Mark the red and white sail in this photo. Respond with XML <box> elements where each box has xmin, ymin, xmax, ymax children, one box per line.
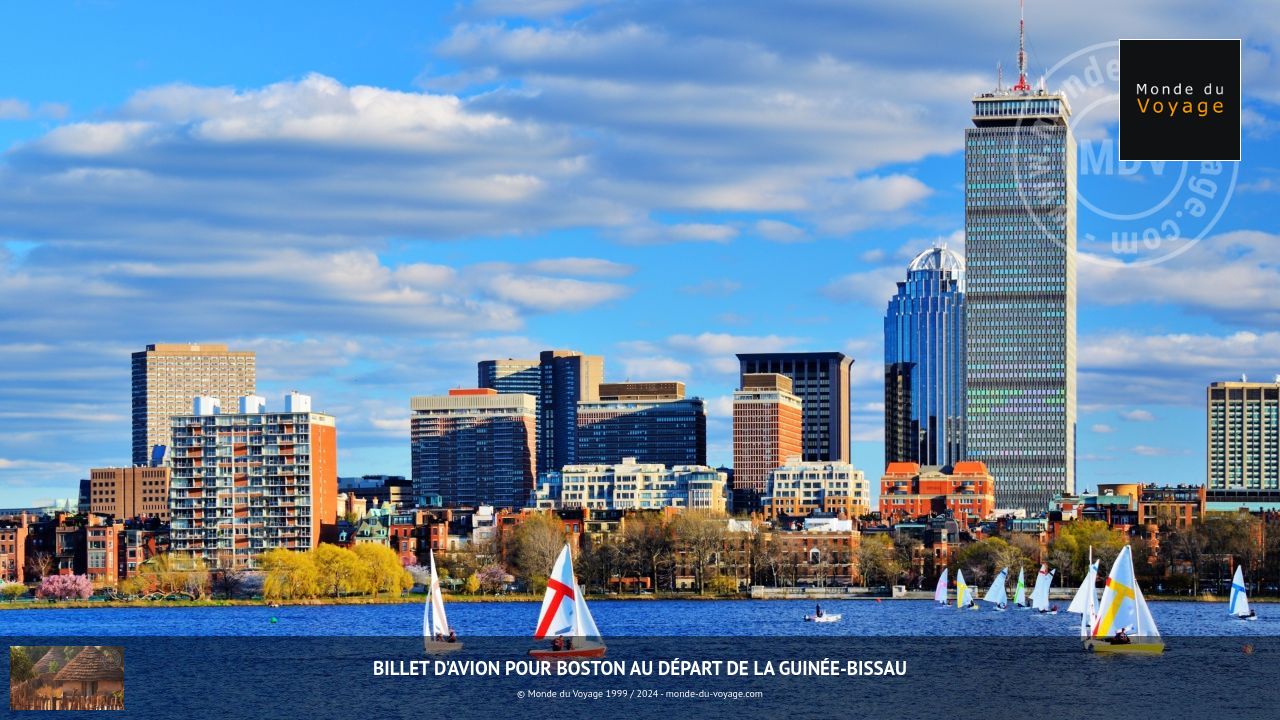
<box><xmin>534</xmin><ymin>543</ymin><xmax>599</xmax><ymax>640</ymax></box>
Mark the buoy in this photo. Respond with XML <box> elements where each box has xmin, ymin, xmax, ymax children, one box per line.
<box><xmin>270</xmin><ymin>617</ymin><xmax>278</xmax><ymax>623</ymax></box>
<box><xmin>1243</xmin><ymin>643</ymin><xmax>1254</xmax><ymax>655</ymax></box>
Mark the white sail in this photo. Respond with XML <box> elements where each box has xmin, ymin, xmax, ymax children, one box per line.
<box><xmin>1067</xmin><ymin>560</ymin><xmax>1099</xmax><ymax>615</ymax></box>
<box><xmin>934</xmin><ymin>568</ymin><xmax>949</xmax><ymax>604</ymax></box>
<box><xmin>573</xmin><ymin>574</ymin><xmax>602</xmax><ymax>639</ymax></box>
<box><xmin>427</xmin><ymin>551</ymin><xmax>450</xmax><ymax>637</ymax></box>
<box><xmin>983</xmin><ymin>567</ymin><xmax>1009</xmax><ymax>605</ymax></box>
<box><xmin>956</xmin><ymin>569</ymin><xmax>972</xmax><ymax>608</ymax></box>
<box><xmin>1229</xmin><ymin>565</ymin><xmax>1251</xmax><ymax>618</ymax></box>
<box><xmin>1013</xmin><ymin>567</ymin><xmax>1027</xmax><ymax>607</ymax></box>
<box><xmin>533</xmin><ymin>543</ymin><xmax>603</xmax><ymax>642</ymax></box>
<box><xmin>1091</xmin><ymin>545</ymin><xmax>1161</xmax><ymax>640</ymax></box>
<box><xmin>1031</xmin><ymin>564</ymin><xmax>1055</xmax><ymax>611</ymax></box>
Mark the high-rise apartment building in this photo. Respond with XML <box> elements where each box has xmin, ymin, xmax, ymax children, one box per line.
<box><xmin>1207</xmin><ymin>379</ymin><xmax>1280</xmax><ymax>510</ymax></box>
<box><xmin>88</xmin><ymin>466</ymin><xmax>172</xmax><ymax>521</ymax></box>
<box><xmin>765</xmin><ymin>459</ymin><xmax>869</xmax><ymax>520</ymax></box>
<box><xmin>542</xmin><ymin>458</ymin><xmax>728</xmax><ymax>512</ymax></box>
<box><xmin>410</xmin><ymin>389</ymin><xmax>537</xmax><ymax>509</ymax></box>
<box><xmin>132</xmin><ymin>343</ymin><xmax>256</xmax><ymax>466</ymax></box>
<box><xmin>575</xmin><ymin>382</ymin><xmax>706</xmax><ymax>468</ymax></box>
<box><xmin>884</xmin><ymin>246</ymin><xmax>967</xmax><ymax>467</ymax></box>
<box><xmin>538</xmin><ymin>350</ymin><xmax>604</xmax><ymax>474</ymax></box>
<box><xmin>478</xmin><ymin>358</ymin><xmax>542</xmax><ymax>397</ymax></box>
<box><xmin>963</xmin><ymin>15</ymin><xmax>1077</xmax><ymax>512</ymax></box>
<box><xmin>168</xmin><ymin>392</ymin><xmax>337</xmax><ymax>569</ymax></box>
<box><xmin>732</xmin><ymin>373</ymin><xmax>803</xmax><ymax>510</ymax></box>
<box><xmin>736</xmin><ymin>352</ymin><xmax>852</xmax><ymax>463</ymax></box>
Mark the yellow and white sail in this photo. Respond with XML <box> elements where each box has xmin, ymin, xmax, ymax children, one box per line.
<box><xmin>1090</xmin><ymin>545</ymin><xmax>1161</xmax><ymax>642</ymax></box>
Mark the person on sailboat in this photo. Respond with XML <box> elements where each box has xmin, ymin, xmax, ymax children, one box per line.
<box><xmin>551</xmin><ymin>636</ymin><xmax>563</xmax><ymax>651</ymax></box>
<box><xmin>447</xmin><ymin>629</ymin><xmax>457</xmax><ymax>643</ymax></box>
<box><xmin>815</xmin><ymin>603</ymin><xmax>823</xmax><ymax>618</ymax></box>
<box><xmin>565</xmin><ymin>636</ymin><xmax>574</xmax><ymax>651</ymax></box>
<box><xmin>1112</xmin><ymin>628</ymin><xmax>1130</xmax><ymax>645</ymax></box>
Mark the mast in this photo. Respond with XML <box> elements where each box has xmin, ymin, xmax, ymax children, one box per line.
<box><xmin>1013</xmin><ymin>0</ymin><xmax>1031</xmax><ymax>92</ymax></box>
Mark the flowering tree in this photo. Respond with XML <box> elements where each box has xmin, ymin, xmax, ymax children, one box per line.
<box><xmin>36</xmin><ymin>574</ymin><xmax>93</xmax><ymax>600</ymax></box>
<box><xmin>478</xmin><ymin>564</ymin><xmax>508</xmax><ymax>595</ymax></box>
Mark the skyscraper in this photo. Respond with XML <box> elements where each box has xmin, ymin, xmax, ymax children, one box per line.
<box><xmin>538</xmin><ymin>350</ymin><xmax>604</xmax><ymax>474</ymax></box>
<box><xmin>478</xmin><ymin>358</ymin><xmax>542</xmax><ymax>397</ymax></box>
<box><xmin>733</xmin><ymin>373</ymin><xmax>803</xmax><ymax>510</ymax></box>
<box><xmin>1206</xmin><ymin>378</ymin><xmax>1280</xmax><ymax>510</ymax></box>
<box><xmin>575</xmin><ymin>382</ymin><xmax>707</xmax><ymax>467</ymax></box>
<box><xmin>131</xmin><ymin>343</ymin><xmax>256</xmax><ymax>466</ymax></box>
<box><xmin>963</xmin><ymin>10</ymin><xmax>1077</xmax><ymax>512</ymax></box>
<box><xmin>884</xmin><ymin>246</ymin><xmax>967</xmax><ymax>467</ymax></box>
<box><xmin>737</xmin><ymin>352</ymin><xmax>852</xmax><ymax>463</ymax></box>
<box><xmin>410</xmin><ymin>389</ymin><xmax>537</xmax><ymax>508</ymax></box>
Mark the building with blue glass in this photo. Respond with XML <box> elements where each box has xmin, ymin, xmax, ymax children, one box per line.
<box><xmin>884</xmin><ymin>246</ymin><xmax>967</xmax><ymax>468</ymax></box>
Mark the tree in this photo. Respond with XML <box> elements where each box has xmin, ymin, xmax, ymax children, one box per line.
<box><xmin>464</xmin><ymin>572</ymin><xmax>481</xmax><ymax>594</ymax></box>
<box><xmin>857</xmin><ymin>535</ymin><xmax>901</xmax><ymax>588</ymax></box>
<box><xmin>477</xmin><ymin>564</ymin><xmax>507</xmax><ymax>594</ymax></box>
<box><xmin>25</xmin><ymin>552</ymin><xmax>54</xmax><ymax>581</ymax></box>
<box><xmin>510</xmin><ymin>513</ymin><xmax>566</xmax><ymax>589</ymax></box>
<box><xmin>133</xmin><ymin>553</ymin><xmax>211</xmax><ymax>598</ymax></box>
<box><xmin>36</xmin><ymin>574</ymin><xmax>93</xmax><ymax>600</ymax></box>
<box><xmin>707</xmin><ymin>574</ymin><xmax>739</xmax><ymax>595</ymax></box>
<box><xmin>670</xmin><ymin>510</ymin><xmax>726</xmax><ymax>594</ymax></box>
<box><xmin>10</xmin><ymin>647</ymin><xmax>34</xmax><ymax>683</ymax></box>
<box><xmin>1</xmin><ymin>582</ymin><xmax>27</xmax><ymax>602</ymax></box>
<box><xmin>620</xmin><ymin>514</ymin><xmax>672</xmax><ymax>592</ymax></box>
<box><xmin>353</xmin><ymin>544</ymin><xmax>412</xmax><ymax>595</ymax></box>
<box><xmin>1047</xmin><ymin>520</ymin><xmax>1125</xmax><ymax>587</ymax></box>
<box><xmin>259</xmin><ymin>548</ymin><xmax>319</xmax><ymax>600</ymax></box>
<box><xmin>955</xmin><ymin>537</ymin><xmax>1027</xmax><ymax>589</ymax></box>
<box><xmin>311</xmin><ymin>544</ymin><xmax>368</xmax><ymax>597</ymax></box>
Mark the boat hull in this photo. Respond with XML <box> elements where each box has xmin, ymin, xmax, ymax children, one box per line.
<box><xmin>529</xmin><ymin>646</ymin><xmax>607</xmax><ymax>661</ymax></box>
<box><xmin>804</xmin><ymin>614</ymin><xmax>842</xmax><ymax>623</ymax></box>
<box><xmin>424</xmin><ymin>641</ymin><xmax>464</xmax><ymax>655</ymax></box>
<box><xmin>1084</xmin><ymin>639</ymin><xmax>1165</xmax><ymax>655</ymax></box>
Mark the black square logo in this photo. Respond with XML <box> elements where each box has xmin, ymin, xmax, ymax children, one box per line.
<box><xmin>1120</xmin><ymin>39</ymin><xmax>1240</xmax><ymax>161</ymax></box>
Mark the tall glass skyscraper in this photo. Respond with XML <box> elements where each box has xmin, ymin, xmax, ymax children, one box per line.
<box><xmin>963</xmin><ymin>37</ymin><xmax>1077</xmax><ymax>512</ymax></box>
<box><xmin>884</xmin><ymin>246</ymin><xmax>967</xmax><ymax>467</ymax></box>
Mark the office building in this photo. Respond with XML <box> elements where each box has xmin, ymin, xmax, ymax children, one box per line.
<box><xmin>964</xmin><ymin>13</ymin><xmax>1077</xmax><ymax>512</ymax></box>
<box><xmin>538</xmin><ymin>350</ymin><xmax>604</xmax><ymax>475</ymax></box>
<box><xmin>879</xmin><ymin>461</ymin><xmax>995</xmax><ymax>523</ymax></box>
<box><xmin>1139</xmin><ymin>484</ymin><xmax>1206</xmax><ymax>529</ymax></box>
<box><xmin>732</xmin><ymin>373</ymin><xmax>803</xmax><ymax>510</ymax></box>
<box><xmin>576</xmin><ymin>381</ymin><xmax>706</xmax><ymax>467</ymax></box>
<box><xmin>131</xmin><ymin>343</ymin><xmax>256</xmax><ymax>466</ymax></box>
<box><xmin>1207</xmin><ymin>379</ymin><xmax>1280</xmax><ymax>510</ymax></box>
<box><xmin>88</xmin><ymin>467</ymin><xmax>172</xmax><ymax>521</ymax></box>
<box><xmin>765</xmin><ymin>459</ymin><xmax>869</xmax><ymax>520</ymax></box>
<box><xmin>545</xmin><ymin>458</ymin><xmax>727</xmax><ymax>512</ymax></box>
<box><xmin>737</xmin><ymin>352</ymin><xmax>853</xmax><ymax>463</ymax></box>
<box><xmin>168</xmin><ymin>392</ymin><xmax>338</xmax><ymax>569</ymax></box>
<box><xmin>410</xmin><ymin>389</ymin><xmax>537</xmax><ymax>509</ymax></box>
<box><xmin>478</xmin><ymin>358</ymin><xmax>542</xmax><ymax>397</ymax></box>
<box><xmin>884</xmin><ymin>245</ymin><xmax>967</xmax><ymax>466</ymax></box>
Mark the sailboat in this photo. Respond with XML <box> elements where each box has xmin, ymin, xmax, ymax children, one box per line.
<box><xmin>955</xmin><ymin>569</ymin><xmax>977</xmax><ymax>610</ymax></box>
<box><xmin>1066</xmin><ymin>559</ymin><xmax>1100</xmax><ymax>638</ymax></box>
<box><xmin>1013</xmin><ymin>567</ymin><xmax>1029</xmax><ymax>609</ymax></box>
<box><xmin>983</xmin><ymin>567</ymin><xmax>1009</xmax><ymax>610</ymax></box>
<box><xmin>934</xmin><ymin>568</ymin><xmax>950</xmax><ymax>607</ymax></box>
<box><xmin>530</xmin><ymin>543</ymin><xmax>606</xmax><ymax>660</ymax></box>
<box><xmin>1031</xmin><ymin>564</ymin><xmax>1057</xmax><ymax>614</ymax></box>
<box><xmin>1085</xmin><ymin>545</ymin><xmax>1164</xmax><ymax>654</ymax></box>
<box><xmin>423</xmin><ymin>551</ymin><xmax>462</xmax><ymax>654</ymax></box>
<box><xmin>1229</xmin><ymin>565</ymin><xmax>1257</xmax><ymax>621</ymax></box>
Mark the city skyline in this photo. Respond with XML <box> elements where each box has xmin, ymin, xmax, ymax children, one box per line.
<box><xmin>3</xmin><ymin>1</ymin><xmax>1280</xmax><ymax>507</ymax></box>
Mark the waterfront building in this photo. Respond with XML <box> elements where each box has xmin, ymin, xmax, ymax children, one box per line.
<box><xmin>732</xmin><ymin>373</ymin><xmax>803</xmax><ymax>512</ymax></box>
<box><xmin>538</xmin><ymin>350</ymin><xmax>605</xmax><ymax>475</ymax></box>
<box><xmin>551</xmin><ymin>458</ymin><xmax>727</xmax><ymax>512</ymax></box>
<box><xmin>87</xmin><ymin>467</ymin><xmax>171</xmax><ymax>521</ymax></box>
<box><xmin>963</xmin><ymin>13</ymin><xmax>1077</xmax><ymax>513</ymax></box>
<box><xmin>765</xmin><ymin>459</ymin><xmax>869</xmax><ymax>520</ymax></box>
<box><xmin>410</xmin><ymin>389</ymin><xmax>537</xmax><ymax>509</ymax></box>
<box><xmin>131</xmin><ymin>343</ymin><xmax>256</xmax><ymax>466</ymax></box>
<box><xmin>576</xmin><ymin>382</ymin><xmax>707</xmax><ymax>467</ymax></box>
<box><xmin>1207</xmin><ymin>379</ymin><xmax>1280</xmax><ymax>511</ymax></box>
<box><xmin>879</xmin><ymin>461</ymin><xmax>995</xmax><ymax>524</ymax></box>
<box><xmin>168</xmin><ymin>392</ymin><xmax>338</xmax><ymax>569</ymax></box>
<box><xmin>1139</xmin><ymin>484</ymin><xmax>1206</xmax><ymax>529</ymax></box>
<box><xmin>0</xmin><ymin>513</ymin><xmax>29</xmax><ymax>583</ymax></box>
<box><xmin>478</xmin><ymin>358</ymin><xmax>542</xmax><ymax>397</ymax></box>
<box><xmin>737</xmin><ymin>352</ymin><xmax>853</xmax><ymax>463</ymax></box>
<box><xmin>884</xmin><ymin>246</ymin><xmax>967</xmax><ymax>466</ymax></box>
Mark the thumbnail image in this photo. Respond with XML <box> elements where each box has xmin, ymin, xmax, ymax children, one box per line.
<box><xmin>9</xmin><ymin>646</ymin><xmax>124</xmax><ymax>711</ymax></box>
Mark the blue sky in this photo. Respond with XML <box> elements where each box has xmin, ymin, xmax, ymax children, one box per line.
<box><xmin>2</xmin><ymin>0</ymin><xmax>1279</xmax><ymax>507</ymax></box>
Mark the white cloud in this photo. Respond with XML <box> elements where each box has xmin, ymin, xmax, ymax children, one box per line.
<box><xmin>1091</xmin><ymin>424</ymin><xmax>1114</xmax><ymax>434</ymax></box>
<box><xmin>680</xmin><ymin>279</ymin><xmax>741</xmax><ymax>296</ymax></box>
<box><xmin>619</xmin><ymin>356</ymin><xmax>693</xmax><ymax>380</ymax></box>
<box><xmin>1121</xmin><ymin>409</ymin><xmax>1155</xmax><ymax>422</ymax></box>
<box><xmin>754</xmin><ymin>219</ymin><xmax>806</xmax><ymax>243</ymax></box>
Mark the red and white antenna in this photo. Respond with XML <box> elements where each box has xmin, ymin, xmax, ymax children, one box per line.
<box><xmin>1013</xmin><ymin>0</ymin><xmax>1031</xmax><ymax>91</ymax></box>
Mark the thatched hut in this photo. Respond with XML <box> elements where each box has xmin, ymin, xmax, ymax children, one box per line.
<box><xmin>29</xmin><ymin>646</ymin><xmax>81</xmax><ymax>697</ymax></box>
<box><xmin>50</xmin><ymin>646</ymin><xmax>123</xmax><ymax>697</ymax></box>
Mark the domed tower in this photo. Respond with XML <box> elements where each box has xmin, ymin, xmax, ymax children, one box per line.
<box><xmin>884</xmin><ymin>244</ymin><xmax>967</xmax><ymax>468</ymax></box>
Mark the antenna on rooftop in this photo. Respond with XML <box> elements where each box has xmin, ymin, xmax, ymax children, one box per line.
<box><xmin>997</xmin><ymin>61</ymin><xmax>1004</xmax><ymax>92</ymax></box>
<box><xmin>1013</xmin><ymin>0</ymin><xmax>1031</xmax><ymax>92</ymax></box>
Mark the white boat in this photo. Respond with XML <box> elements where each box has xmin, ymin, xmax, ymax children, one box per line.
<box><xmin>805</xmin><ymin>612</ymin><xmax>842</xmax><ymax>623</ymax></box>
<box><xmin>1013</xmin><ymin>567</ymin><xmax>1029</xmax><ymax>609</ymax></box>
<box><xmin>1085</xmin><ymin>545</ymin><xmax>1164</xmax><ymax>654</ymax></box>
<box><xmin>1229</xmin><ymin>565</ymin><xmax>1257</xmax><ymax>621</ymax></box>
<box><xmin>955</xmin><ymin>569</ymin><xmax>977</xmax><ymax>610</ymax></box>
<box><xmin>1031</xmin><ymin>564</ymin><xmax>1057</xmax><ymax>614</ymax></box>
<box><xmin>1066</xmin><ymin>559</ymin><xmax>1100</xmax><ymax>638</ymax></box>
<box><xmin>423</xmin><ymin>551</ymin><xmax>463</xmax><ymax>654</ymax></box>
<box><xmin>934</xmin><ymin>568</ymin><xmax>950</xmax><ymax>607</ymax></box>
<box><xmin>983</xmin><ymin>567</ymin><xmax>1009</xmax><ymax>610</ymax></box>
<box><xmin>530</xmin><ymin>543</ymin><xmax>606</xmax><ymax>660</ymax></box>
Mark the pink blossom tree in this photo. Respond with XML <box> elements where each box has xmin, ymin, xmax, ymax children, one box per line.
<box><xmin>36</xmin><ymin>574</ymin><xmax>94</xmax><ymax>601</ymax></box>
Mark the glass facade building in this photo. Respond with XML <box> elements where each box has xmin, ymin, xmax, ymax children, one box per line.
<box><xmin>884</xmin><ymin>246</ymin><xmax>967</xmax><ymax>467</ymax></box>
<box><xmin>964</xmin><ymin>88</ymin><xmax>1077</xmax><ymax>512</ymax></box>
